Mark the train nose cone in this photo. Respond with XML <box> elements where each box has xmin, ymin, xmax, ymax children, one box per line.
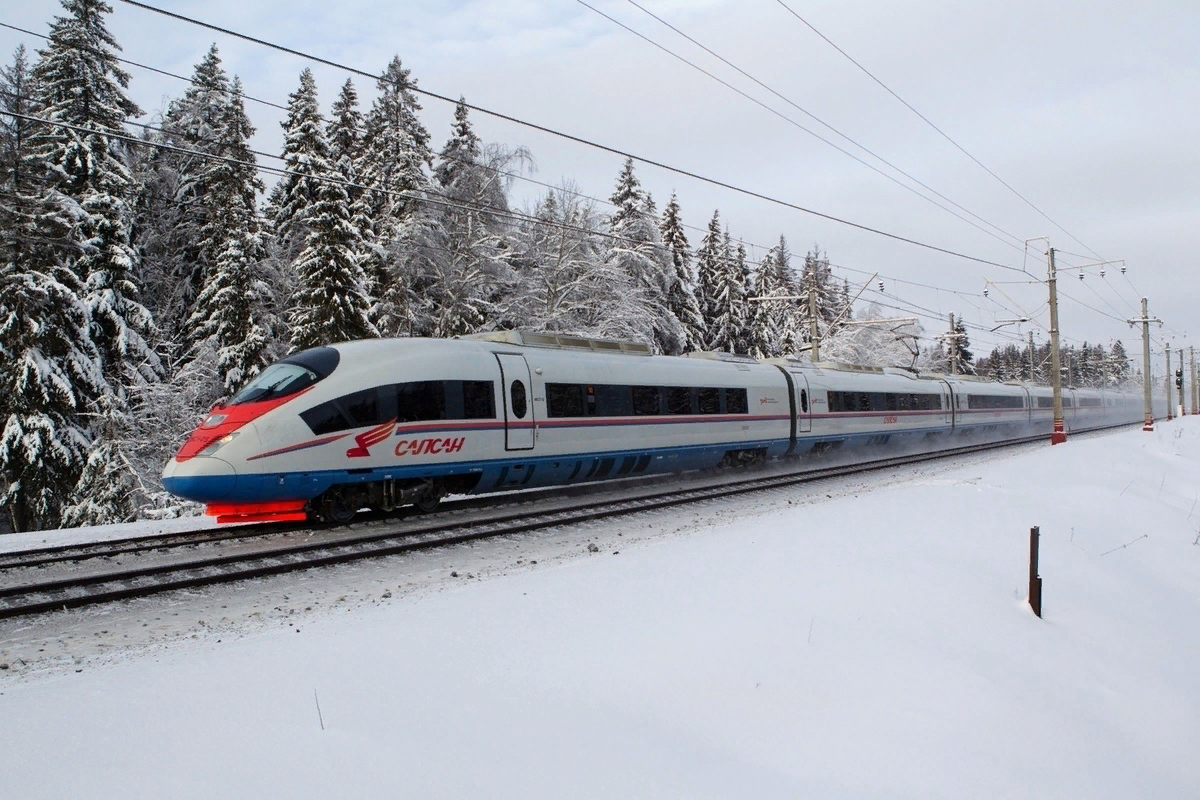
<box><xmin>162</xmin><ymin>456</ymin><xmax>238</xmax><ymax>503</ymax></box>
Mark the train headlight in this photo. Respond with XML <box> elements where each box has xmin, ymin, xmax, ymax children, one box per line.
<box><xmin>200</xmin><ymin>413</ymin><xmax>228</xmax><ymax>429</ymax></box>
<box><xmin>198</xmin><ymin>431</ymin><xmax>239</xmax><ymax>457</ymax></box>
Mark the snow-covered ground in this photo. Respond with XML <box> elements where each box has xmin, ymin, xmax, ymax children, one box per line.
<box><xmin>2</xmin><ymin>421</ymin><xmax>1198</xmax><ymax>798</ymax></box>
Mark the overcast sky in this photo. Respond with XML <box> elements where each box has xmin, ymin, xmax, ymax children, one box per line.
<box><xmin>3</xmin><ymin>0</ymin><xmax>1198</xmax><ymax>363</ymax></box>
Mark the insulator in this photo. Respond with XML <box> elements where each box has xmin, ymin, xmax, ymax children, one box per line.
<box><xmin>1078</xmin><ymin>271</ymin><xmax>1085</xmax><ymax>280</ymax></box>
<box><xmin>1100</xmin><ymin>269</ymin><xmax>1106</xmax><ymax>277</ymax></box>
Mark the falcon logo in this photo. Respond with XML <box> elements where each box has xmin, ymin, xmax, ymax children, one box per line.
<box><xmin>346</xmin><ymin>419</ymin><xmax>397</xmax><ymax>458</ymax></box>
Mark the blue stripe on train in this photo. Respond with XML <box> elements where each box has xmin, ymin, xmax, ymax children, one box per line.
<box><xmin>164</xmin><ymin>423</ymin><xmax>967</xmax><ymax>505</ymax></box>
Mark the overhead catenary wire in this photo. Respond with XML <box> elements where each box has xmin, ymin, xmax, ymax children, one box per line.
<box><xmin>109</xmin><ymin>0</ymin><xmax>1029</xmax><ymax>273</ymax></box>
<box><xmin>770</xmin><ymin>0</ymin><xmax>1108</xmax><ymax>264</ymax></box>
<box><xmin>587</xmin><ymin>0</ymin><xmax>1026</xmax><ymax>250</ymax></box>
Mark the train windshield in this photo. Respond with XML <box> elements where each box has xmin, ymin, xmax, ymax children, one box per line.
<box><xmin>227</xmin><ymin>346</ymin><xmax>341</xmax><ymax>406</ymax></box>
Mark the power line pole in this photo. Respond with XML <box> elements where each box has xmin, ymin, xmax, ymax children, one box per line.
<box><xmin>1165</xmin><ymin>348</ymin><xmax>1173</xmax><ymax>421</ymax></box>
<box><xmin>1126</xmin><ymin>297</ymin><xmax>1159</xmax><ymax>433</ymax></box>
<box><xmin>1185</xmin><ymin>347</ymin><xmax>1195</xmax><ymax>417</ymax></box>
<box><xmin>1047</xmin><ymin>248</ymin><xmax>1065</xmax><ymax>444</ymax></box>
<box><xmin>948</xmin><ymin>313</ymin><xmax>958</xmax><ymax>374</ymax></box>
<box><xmin>1179</xmin><ymin>348</ymin><xmax>1187</xmax><ymax>416</ymax></box>
<box><xmin>1028</xmin><ymin>330</ymin><xmax>1035</xmax><ymax>382</ymax></box>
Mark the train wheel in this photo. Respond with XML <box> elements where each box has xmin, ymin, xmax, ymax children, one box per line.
<box><xmin>413</xmin><ymin>481</ymin><xmax>444</xmax><ymax>514</ymax></box>
<box><xmin>321</xmin><ymin>489</ymin><xmax>357</xmax><ymax>524</ymax></box>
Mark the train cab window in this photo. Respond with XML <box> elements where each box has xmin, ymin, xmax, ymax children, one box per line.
<box><xmin>300</xmin><ymin>401</ymin><xmax>352</xmax><ymax>435</ymax></box>
<box><xmin>666</xmin><ymin>387</ymin><xmax>691</xmax><ymax>415</ymax></box>
<box><xmin>547</xmin><ymin>383</ymin><xmax>586</xmax><ymax>417</ymax></box>
<box><xmin>632</xmin><ymin>386</ymin><xmax>661</xmax><ymax>415</ymax></box>
<box><xmin>462</xmin><ymin>381</ymin><xmax>495</xmax><ymax>419</ymax></box>
<box><xmin>697</xmin><ymin>388</ymin><xmax>720</xmax><ymax>414</ymax></box>
<box><xmin>396</xmin><ymin>381</ymin><xmax>446</xmax><ymax>422</ymax></box>
<box><xmin>510</xmin><ymin>380</ymin><xmax>527</xmax><ymax>419</ymax></box>
<box><xmin>726</xmin><ymin>388</ymin><xmax>749</xmax><ymax>414</ymax></box>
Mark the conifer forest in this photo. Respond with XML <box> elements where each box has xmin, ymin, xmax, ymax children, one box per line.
<box><xmin>0</xmin><ymin>1</ymin><xmax>1133</xmax><ymax>531</ymax></box>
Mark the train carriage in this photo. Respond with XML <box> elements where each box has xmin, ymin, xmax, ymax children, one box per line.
<box><xmin>162</xmin><ymin>332</ymin><xmax>1149</xmax><ymax>524</ymax></box>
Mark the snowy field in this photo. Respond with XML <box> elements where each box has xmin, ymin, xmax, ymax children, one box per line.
<box><xmin>2</xmin><ymin>420</ymin><xmax>1199</xmax><ymax>798</ymax></box>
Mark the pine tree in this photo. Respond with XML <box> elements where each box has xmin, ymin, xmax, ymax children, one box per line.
<box><xmin>267</xmin><ymin>68</ymin><xmax>328</xmax><ymax>263</ymax></box>
<box><xmin>425</xmin><ymin>99</ymin><xmax>519</xmax><ymax>338</ymax></box>
<box><xmin>603</xmin><ymin>160</ymin><xmax>684</xmax><ymax>353</ymax></box>
<box><xmin>1</xmin><ymin>45</ymin><xmax>105</xmax><ymax>530</ymax></box>
<box><xmin>31</xmin><ymin>0</ymin><xmax>161</xmax><ymax>385</ymax></box>
<box><xmin>704</xmin><ymin>227</ymin><xmax>748</xmax><ymax>354</ymax></box>
<box><xmin>748</xmin><ymin>250</ymin><xmax>784</xmax><ymax>358</ymax></box>
<box><xmin>184</xmin><ymin>80</ymin><xmax>270</xmax><ymax>395</ymax></box>
<box><xmin>30</xmin><ymin>0</ymin><xmax>163</xmax><ymax>527</ymax></box>
<box><xmin>659</xmin><ymin>192</ymin><xmax>705</xmax><ymax>352</ymax></box>
<box><xmin>695</xmin><ymin>209</ymin><xmax>724</xmax><ymax>349</ymax></box>
<box><xmin>359</xmin><ymin>56</ymin><xmax>434</xmax><ymax>334</ymax></box>
<box><xmin>288</xmin><ymin>98</ymin><xmax>374</xmax><ymax>351</ymax></box>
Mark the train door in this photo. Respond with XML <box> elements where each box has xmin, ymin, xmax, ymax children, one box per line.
<box><xmin>493</xmin><ymin>353</ymin><xmax>535</xmax><ymax>451</ymax></box>
<box><xmin>939</xmin><ymin>380</ymin><xmax>955</xmax><ymax>429</ymax></box>
<box><xmin>793</xmin><ymin>372</ymin><xmax>812</xmax><ymax>433</ymax></box>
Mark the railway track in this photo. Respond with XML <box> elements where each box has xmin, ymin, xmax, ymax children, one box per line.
<box><xmin>0</xmin><ymin>424</ymin><xmax>1136</xmax><ymax>620</ymax></box>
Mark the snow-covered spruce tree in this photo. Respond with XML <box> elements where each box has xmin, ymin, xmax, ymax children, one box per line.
<box><xmin>423</xmin><ymin>99</ymin><xmax>524</xmax><ymax>338</ymax></box>
<box><xmin>694</xmin><ymin>209</ymin><xmax>724</xmax><ymax>349</ymax></box>
<box><xmin>142</xmin><ymin>44</ymin><xmax>234</xmax><ymax>343</ymax></box>
<box><xmin>288</xmin><ymin>103</ymin><xmax>374</xmax><ymax>352</ymax></box>
<box><xmin>747</xmin><ymin>250</ymin><xmax>785</xmax><ymax>358</ymax></box>
<box><xmin>952</xmin><ymin>316</ymin><xmax>973</xmax><ymax>374</ymax></box>
<box><xmin>701</xmin><ymin>225</ymin><xmax>749</xmax><ymax>354</ymax></box>
<box><xmin>30</xmin><ymin>0</ymin><xmax>163</xmax><ymax>526</ymax></box>
<box><xmin>186</xmin><ymin>78</ymin><xmax>271</xmax><ymax>396</ymax></box>
<box><xmin>0</xmin><ymin>45</ymin><xmax>107</xmax><ymax>531</ymax></box>
<box><xmin>659</xmin><ymin>192</ymin><xmax>705</xmax><ymax>352</ymax></box>
<box><xmin>604</xmin><ymin>159</ymin><xmax>684</xmax><ymax>354</ymax></box>
<box><xmin>359</xmin><ymin>56</ymin><xmax>434</xmax><ymax>335</ymax></box>
<box><xmin>267</xmin><ymin>68</ymin><xmax>328</xmax><ymax>266</ymax></box>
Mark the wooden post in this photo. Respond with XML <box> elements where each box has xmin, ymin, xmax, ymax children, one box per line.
<box><xmin>1028</xmin><ymin>526</ymin><xmax>1043</xmax><ymax>618</ymax></box>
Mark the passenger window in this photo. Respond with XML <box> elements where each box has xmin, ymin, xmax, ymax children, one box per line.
<box><xmin>697</xmin><ymin>388</ymin><xmax>720</xmax><ymax>414</ymax></box>
<box><xmin>666</xmin><ymin>387</ymin><xmax>691</xmax><ymax>415</ymax></box>
<box><xmin>547</xmin><ymin>383</ymin><xmax>585</xmax><ymax>417</ymax></box>
<box><xmin>462</xmin><ymin>381</ymin><xmax>495</xmax><ymax>419</ymax></box>
<box><xmin>595</xmin><ymin>384</ymin><xmax>632</xmax><ymax>416</ymax></box>
<box><xmin>800</xmin><ymin>389</ymin><xmax>808</xmax><ymax>413</ymax></box>
<box><xmin>726</xmin><ymin>388</ymin><xmax>749</xmax><ymax>414</ymax></box>
<box><xmin>510</xmin><ymin>380</ymin><xmax>527</xmax><ymax>419</ymax></box>
<box><xmin>340</xmin><ymin>388</ymin><xmax>382</xmax><ymax>427</ymax></box>
<box><xmin>632</xmin><ymin>386</ymin><xmax>661</xmax><ymax>415</ymax></box>
<box><xmin>300</xmin><ymin>401</ymin><xmax>351</xmax><ymax>435</ymax></box>
<box><xmin>395</xmin><ymin>381</ymin><xmax>446</xmax><ymax>422</ymax></box>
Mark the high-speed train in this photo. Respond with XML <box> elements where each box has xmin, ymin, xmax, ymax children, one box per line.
<box><xmin>162</xmin><ymin>331</ymin><xmax>1148</xmax><ymax>523</ymax></box>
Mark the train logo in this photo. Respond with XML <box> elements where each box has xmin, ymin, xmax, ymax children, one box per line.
<box><xmin>346</xmin><ymin>419</ymin><xmax>397</xmax><ymax>458</ymax></box>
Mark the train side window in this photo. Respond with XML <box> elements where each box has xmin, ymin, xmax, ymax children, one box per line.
<box><xmin>666</xmin><ymin>387</ymin><xmax>691</xmax><ymax>415</ymax></box>
<box><xmin>799</xmin><ymin>389</ymin><xmax>808</xmax><ymax>413</ymax></box>
<box><xmin>462</xmin><ymin>380</ymin><xmax>495</xmax><ymax>419</ymax></box>
<box><xmin>632</xmin><ymin>386</ymin><xmax>661</xmax><ymax>415</ymax></box>
<box><xmin>697</xmin><ymin>388</ymin><xmax>720</xmax><ymax>414</ymax></box>
<box><xmin>510</xmin><ymin>380</ymin><xmax>527</xmax><ymax>418</ymax></box>
<box><xmin>396</xmin><ymin>381</ymin><xmax>446</xmax><ymax>422</ymax></box>
<box><xmin>546</xmin><ymin>383</ymin><xmax>585</xmax><ymax>417</ymax></box>
<box><xmin>596</xmin><ymin>384</ymin><xmax>633</xmax><ymax>416</ymax></box>
<box><xmin>340</xmin><ymin>387</ymin><xmax>382</xmax><ymax>427</ymax></box>
<box><xmin>726</xmin><ymin>388</ymin><xmax>749</xmax><ymax>414</ymax></box>
<box><xmin>827</xmin><ymin>391</ymin><xmax>842</xmax><ymax>412</ymax></box>
<box><xmin>300</xmin><ymin>401</ymin><xmax>352</xmax><ymax>435</ymax></box>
